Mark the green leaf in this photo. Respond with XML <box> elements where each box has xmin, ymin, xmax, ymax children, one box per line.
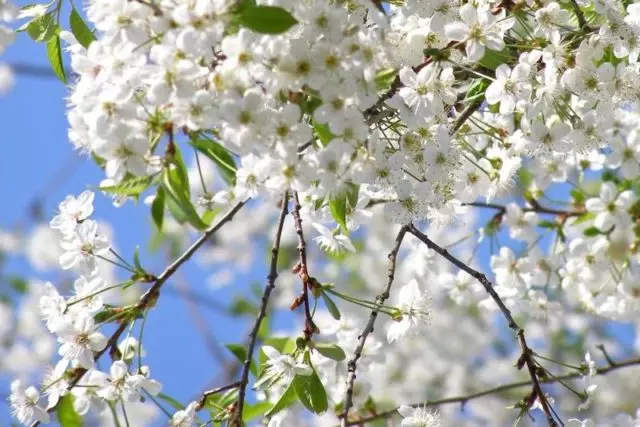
<box><xmin>329</xmin><ymin>197</ymin><xmax>348</xmax><ymax>232</ymax></box>
<box><xmin>151</xmin><ymin>187</ymin><xmax>165</xmax><ymax>230</ymax></box>
<box><xmin>265</xmin><ymin>380</ymin><xmax>297</xmax><ymax>418</ymax></box>
<box><xmin>133</xmin><ymin>246</ymin><xmax>143</xmax><ymax>272</ymax></box>
<box><xmin>225</xmin><ymin>344</ymin><xmax>258</xmax><ymax>376</ymax></box>
<box><xmin>312</xmin><ymin>121</ymin><xmax>333</xmax><ymax>146</ymax></box>
<box><xmin>572</xmin><ymin>212</ymin><xmax>594</xmax><ymax>225</ymax></box>
<box><xmin>583</xmin><ymin>226</ymin><xmax>600</xmax><ymax>237</ymax></box>
<box><xmin>46</xmin><ymin>33</ymin><xmax>67</xmax><ymax>84</ymax></box>
<box><xmin>243</xmin><ymin>402</ymin><xmax>272</xmax><ymax>421</ymax></box>
<box><xmin>57</xmin><ymin>395</ymin><xmax>83</xmax><ymax>427</ymax></box>
<box><xmin>237</xmin><ymin>5</ymin><xmax>298</xmax><ymax>35</ymax></box>
<box><xmin>538</xmin><ymin>220</ymin><xmax>557</xmax><ymax>229</ymax></box>
<box><xmin>293</xmin><ymin>357</ymin><xmax>328</xmax><ymax>414</ymax></box>
<box><xmin>190</xmin><ymin>138</ymin><xmax>237</xmax><ymax>185</ymax></box>
<box><xmin>8</xmin><ymin>276</ymin><xmax>28</xmax><ymax>294</ymax></box>
<box><xmin>313</xmin><ymin>343</ymin><xmax>345</xmax><ymax>361</ymax></box>
<box><xmin>374</xmin><ymin>68</ymin><xmax>397</xmax><ymax>91</ymax></box>
<box><xmin>157</xmin><ymin>393</ymin><xmax>185</xmax><ymax>410</ymax></box>
<box><xmin>229</xmin><ymin>296</ymin><xmax>258</xmax><ymax>316</ymax></box>
<box><xmin>465</xmin><ymin>78</ymin><xmax>490</xmax><ymax>102</ymax></box>
<box><xmin>70</xmin><ymin>9</ymin><xmax>96</xmax><ymax>49</ymax></box>
<box><xmin>479</xmin><ymin>48</ymin><xmax>513</xmax><ymax>70</ymax></box>
<box><xmin>321</xmin><ymin>291</ymin><xmax>341</xmax><ymax>320</ymax></box>
<box><xmin>162</xmin><ymin>168</ymin><xmax>208</xmax><ymax>231</ymax></box>
<box><xmin>27</xmin><ymin>12</ymin><xmax>56</xmax><ymax>42</ymax></box>
<box><xmin>99</xmin><ymin>175</ymin><xmax>153</xmax><ymax>199</ymax></box>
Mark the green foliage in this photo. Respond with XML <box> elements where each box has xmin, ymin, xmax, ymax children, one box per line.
<box><xmin>190</xmin><ymin>138</ymin><xmax>237</xmax><ymax>185</ymax></box>
<box><xmin>151</xmin><ymin>187</ymin><xmax>165</xmax><ymax>230</ymax></box>
<box><xmin>162</xmin><ymin>165</ymin><xmax>208</xmax><ymax>231</ymax></box>
<box><xmin>312</xmin><ymin>121</ymin><xmax>333</xmax><ymax>146</ymax></box>
<box><xmin>293</xmin><ymin>352</ymin><xmax>328</xmax><ymax>414</ymax></box>
<box><xmin>99</xmin><ymin>175</ymin><xmax>154</xmax><ymax>199</ymax></box>
<box><xmin>237</xmin><ymin>5</ymin><xmax>298</xmax><ymax>34</ymax></box>
<box><xmin>313</xmin><ymin>343</ymin><xmax>346</xmax><ymax>361</ymax></box>
<box><xmin>321</xmin><ymin>291</ymin><xmax>341</xmax><ymax>320</ymax></box>
<box><xmin>70</xmin><ymin>9</ymin><xmax>96</xmax><ymax>48</ymax></box>
<box><xmin>374</xmin><ymin>68</ymin><xmax>397</xmax><ymax>91</ymax></box>
<box><xmin>46</xmin><ymin>33</ymin><xmax>67</xmax><ymax>83</ymax></box>
<box><xmin>329</xmin><ymin>183</ymin><xmax>360</xmax><ymax>233</ymax></box>
<box><xmin>57</xmin><ymin>395</ymin><xmax>83</xmax><ymax>427</ymax></box>
<box><xmin>265</xmin><ymin>380</ymin><xmax>297</xmax><ymax>417</ymax></box>
<box><xmin>26</xmin><ymin>12</ymin><xmax>56</xmax><ymax>42</ymax></box>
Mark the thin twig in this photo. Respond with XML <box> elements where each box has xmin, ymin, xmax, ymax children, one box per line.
<box><xmin>449</xmin><ymin>99</ymin><xmax>483</xmax><ymax>136</ymax></box>
<box><xmin>195</xmin><ymin>381</ymin><xmax>242</xmax><ymax>411</ymax></box>
<box><xmin>231</xmin><ymin>193</ymin><xmax>290</xmax><ymax>425</ymax></box>
<box><xmin>340</xmin><ymin>225</ymin><xmax>410</xmax><ymax>426</ymax></box>
<box><xmin>346</xmin><ymin>355</ymin><xmax>640</xmax><ymax>425</ymax></box>
<box><xmin>568</xmin><ymin>0</ymin><xmax>588</xmax><ymax>31</ymax></box>
<box><xmin>465</xmin><ymin>201</ymin><xmax>583</xmax><ymax>217</ymax></box>
<box><xmin>406</xmin><ymin>224</ymin><xmax>559</xmax><ymax>426</ymax></box>
<box><xmin>291</xmin><ymin>191</ymin><xmax>318</xmax><ymax>339</ymax></box>
<box><xmin>31</xmin><ymin>201</ymin><xmax>246</xmax><ymax>427</ymax></box>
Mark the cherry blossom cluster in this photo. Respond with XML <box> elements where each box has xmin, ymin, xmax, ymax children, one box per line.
<box><xmin>5</xmin><ymin>0</ymin><xmax>640</xmax><ymax>425</ymax></box>
<box><xmin>9</xmin><ymin>192</ymin><xmax>162</xmax><ymax>425</ymax></box>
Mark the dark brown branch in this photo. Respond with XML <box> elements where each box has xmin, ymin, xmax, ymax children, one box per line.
<box><xmin>568</xmin><ymin>0</ymin><xmax>588</xmax><ymax>31</ymax></box>
<box><xmin>195</xmin><ymin>381</ymin><xmax>242</xmax><ymax>411</ymax></box>
<box><xmin>406</xmin><ymin>224</ymin><xmax>559</xmax><ymax>426</ymax></box>
<box><xmin>465</xmin><ymin>201</ymin><xmax>584</xmax><ymax>217</ymax></box>
<box><xmin>291</xmin><ymin>191</ymin><xmax>318</xmax><ymax>340</ymax></box>
<box><xmin>31</xmin><ymin>201</ymin><xmax>246</xmax><ymax>427</ymax></box>
<box><xmin>346</xmin><ymin>355</ymin><xmax>640</xmax><ymax>425</ymax></box>
<box><xmin>340</xmin><ymin>225</ymin><xmax>410</xmax><ymax>426</ymax></box>
<box><xmin>450</xmin><ymin>100</ymin><xmax>483</xmax><ymax>135</ymax></box>
<box><xmin>231</xmin><ymin>193</ymin><xmax>289</xmax><ymax>426</ymax></box>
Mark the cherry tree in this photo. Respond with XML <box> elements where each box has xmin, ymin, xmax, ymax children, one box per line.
<box><xmin>2</xmin><ymin>0</ymin><xmax>640</xmax><ymax>426</ymax></box>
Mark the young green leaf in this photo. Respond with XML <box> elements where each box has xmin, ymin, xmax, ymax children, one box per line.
<box><xmin>162</xmin><ymin>168</ymin><xmax>208</xmax><ymax>231</ymax></box>
<box><xmin>374</xmin><ymin>68</ymin><xmax>398</xmax><ymax>91</ymax></box>
<box><xmin>265</xmin><ymin>380</ymin><xmax>297</xmax><ymax>418</ymax></box>
<box><xmin>190</xmin><ymin>138</ymin><xmax>237</xmax><ymax>185</ymax></box>
<box><xmin>237</xmin><ymin>5</ymin><xmax>298</xmax><ymax>35</ymax></box>
<box><xmin>46</xmin><ymin>34</ymin><xmax>67</xmax><ymax>84</ymax></box>
<box><xmin>151</xmin><ymin>187</ymin><xmax>165</xmax><ymax>230</ymax></box>
<box><xmin>70</xmin><ymin>9</ymin><xmax>96</xmax><ymax>48</ymax></box>
<box><xmin>312</xmin><ymin>121</ymin><xmax>333</xmax><ymax>146</ymax></box>
<box><xmin>313</xmin><ymin>343</ymin><xmax>346</xmax><ymax>361</ymax></box>
<box><xmin>243</xmin><ymin>402</ymin><xmax>272</xmax><ymax>422</ymax></box>
<box><xmin>26</xmin><ymin>12</ymin><xmax>56</xmax><ymax>42</ymax></box>
<box><xmin>583</xmin><ymin>226</ymin><xmax>600</xmax><ymax>237</ymax></box>
<box><xmin>321</xmin><ymin>291</ymin><xmax>341</xmax><ymax>320</ymax></box>
<box><xmin>57</xmin><ymin>395</ymin><xmax>83</xmax><ymax>427</ymax></box>
<box><xmin>99</xmin><ymin>175</ymin><xmax>153</xmax><ymax>199</ymax></box>
<box><xmin>293</xmin><ymin>368</ymin><xmax>328</xmax><ymax>414</ymax></box>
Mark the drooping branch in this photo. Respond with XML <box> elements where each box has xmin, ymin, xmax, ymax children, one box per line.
<box><xmin>406</xmin><ymin>224</ymin><xmax>559</xmax><ymax>426</ymax></box>
<box><xmin>231</xmin><ymin>193</ymin><xmax>290</xmax><ymax>426</ymax></box>
<box><xmin>346</xmin><ymin>354</ymin><xmax>640</xmax><ymax>425</ymax></box>
<box><xmin>31</xmin><ymin>200</ymin><xmax>247</xmax><ymax>427</ymax></box>
<box><xmin>340</xmin><ymin>224</ymin><xmax>410</xmax><ymax>426</ymax></box>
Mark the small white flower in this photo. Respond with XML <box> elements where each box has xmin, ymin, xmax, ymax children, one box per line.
<box><xmin>398</xmin><ymin>404</ymin><xmax>441</xmax><ymax>427</ymax></box>
<box><xmin>57</xmin><ymin>313</ymin><xmax>108</xmax><ymax>369</ymax></box>
<box><xmin>312</xmin><ymin>222</ymin><xmax>356</xmax><ymax>254</ymax></box>
<box><xmin>387</xmin><ymin>279</ymin><xmax>431</xmax><ymax>343</ymax></box>
<box><xmin>170</xmin><ymin>401</ymin><xmax>198</xmax><ymax>427</ymax></box>
<box><xmin>59</xmin><ymin>220</ymin><xmax>110</xmax><ymax>274</ymax></box>
<box><xmin>9</xmin><ymin>379</ymin><xmax>50</xmax><ymax>425</ymax></box>
<box><xmin>50</xmin><ymin>191</ymin><xmax>95</xmax><ymax>235</ymax></box>
<box><xmin>97</xmin><ymin>360</ymin><xmax>145</xmax><ymax>401</ymax></box>
<box><xmin>254</xmin><ymin>346</ymin><xmax>312</xmax><ymax>390</ymax></box>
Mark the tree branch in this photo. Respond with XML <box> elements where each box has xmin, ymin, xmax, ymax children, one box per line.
<box><xmin>195</xmin><ymin>381</ymin><xmax>242</xmax><ymax>411</ymax></box>
<box><xmin>406</xmin><ymin>224</ymin><xmax>559</xmax><ymax>426</ymax></box>
<box><xmin>231</xmin><ymin>193</ymin><xmax>290</xmax><ymax>425</ymax></box>
<box><xmin>31</xmin><ymin>201</ymin><xmax>246</xmax><ymax>427</ymax></box>
<box><xmin>346</xmin><ymin>355</ymin><xmax>640</xmax><ymax>425</ymax></box>
<box><xmin>465</xmin><ymin>201</ymin><xmax>583</xmax><ymax>217</ymax></box>
<box><xmin>340</xmin><ymin>225</ymin><xmax>410</xmax><ymax>426</ymax></box>
<box><xmin>291</xmin><ymin>191</ymin><xmax>318</xmax><ymax>340</ymax></box>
